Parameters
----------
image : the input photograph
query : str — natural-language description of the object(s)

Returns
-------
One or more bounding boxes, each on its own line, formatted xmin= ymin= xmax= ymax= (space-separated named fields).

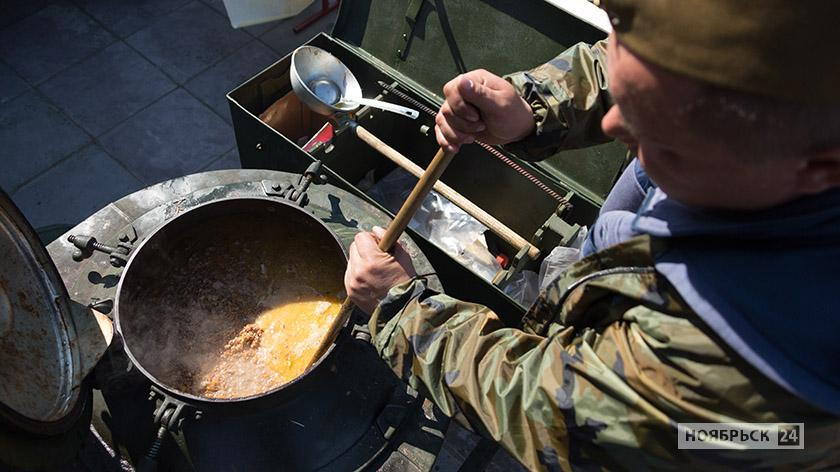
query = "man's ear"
xmin=794 ymin=148 xmax=840 ymax=195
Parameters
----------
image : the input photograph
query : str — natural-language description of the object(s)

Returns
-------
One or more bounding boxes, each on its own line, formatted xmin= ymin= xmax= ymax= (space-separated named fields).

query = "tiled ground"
xmin=0 ymin=2 xmax=529 ymax=470
xmin=1 ymin=0 xmax=337 ymax=231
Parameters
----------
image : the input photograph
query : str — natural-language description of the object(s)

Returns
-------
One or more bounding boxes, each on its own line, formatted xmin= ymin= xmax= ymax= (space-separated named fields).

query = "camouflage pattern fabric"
xmin=503 ymin=41 xmax=613 ymax=161
xmin=369 ymin=236 xmax=840 ymax=471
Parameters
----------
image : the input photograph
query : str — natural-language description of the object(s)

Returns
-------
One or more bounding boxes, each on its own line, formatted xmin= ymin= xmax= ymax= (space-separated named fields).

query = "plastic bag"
xmin=364 ymin=168 xmax=502 ymax=282
xmin=503 ymin=270 xmax=540 ymax=307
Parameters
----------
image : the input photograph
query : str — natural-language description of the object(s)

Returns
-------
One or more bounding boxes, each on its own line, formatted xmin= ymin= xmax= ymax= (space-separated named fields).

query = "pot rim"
xmin=114 ymin=196 xmax=351 ymax=407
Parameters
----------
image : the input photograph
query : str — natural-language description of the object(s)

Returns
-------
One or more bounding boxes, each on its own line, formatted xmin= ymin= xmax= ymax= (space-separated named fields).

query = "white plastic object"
xmin=222 ymin=0 xmax=314 ymax=28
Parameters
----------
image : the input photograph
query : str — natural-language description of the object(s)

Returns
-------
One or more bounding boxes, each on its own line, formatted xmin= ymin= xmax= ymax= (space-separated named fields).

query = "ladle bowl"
xmin=291 ymin=46 xmax=418 ymax=119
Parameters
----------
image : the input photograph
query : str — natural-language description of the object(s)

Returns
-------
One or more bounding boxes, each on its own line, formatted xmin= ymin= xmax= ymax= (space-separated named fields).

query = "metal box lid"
xmin=331 ymin=0 xmax=627 ymax=202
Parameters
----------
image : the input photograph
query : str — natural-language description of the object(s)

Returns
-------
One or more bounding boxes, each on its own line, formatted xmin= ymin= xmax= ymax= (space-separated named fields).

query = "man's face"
xmin=600 ymin=33 xmax=802 ymax=209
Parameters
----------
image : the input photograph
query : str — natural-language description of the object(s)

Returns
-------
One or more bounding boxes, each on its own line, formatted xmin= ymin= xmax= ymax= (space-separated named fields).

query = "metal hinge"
xmin=262 ymin=160 xmax=328 ymax=207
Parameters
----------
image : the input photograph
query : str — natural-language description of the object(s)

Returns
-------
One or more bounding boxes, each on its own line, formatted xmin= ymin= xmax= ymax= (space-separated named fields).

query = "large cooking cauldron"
xmin=114 ymin=197 xmax=402 ymax=471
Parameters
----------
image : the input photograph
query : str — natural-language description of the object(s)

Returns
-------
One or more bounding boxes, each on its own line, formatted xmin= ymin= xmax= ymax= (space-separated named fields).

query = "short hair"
xmin=680 ymin=85 xmax=840 ymax=161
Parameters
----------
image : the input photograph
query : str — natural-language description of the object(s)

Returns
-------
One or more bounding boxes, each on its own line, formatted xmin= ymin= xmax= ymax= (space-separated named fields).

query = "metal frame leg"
xmin=293 ymin=0 xmax=339 ymax=34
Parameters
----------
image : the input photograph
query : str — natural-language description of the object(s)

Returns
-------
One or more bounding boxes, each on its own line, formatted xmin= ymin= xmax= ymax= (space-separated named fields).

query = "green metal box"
xmin=227 ymin=0 xmax=626 ymax=324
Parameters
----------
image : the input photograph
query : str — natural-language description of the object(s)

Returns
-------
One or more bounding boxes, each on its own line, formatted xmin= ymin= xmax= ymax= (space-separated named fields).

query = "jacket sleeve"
xmin=503 ymin=40 xmax=613 ymax=161
xmin=367 ymin=269 xmax=832 ymax=471
xmin=368 ymin=276 xmax=651 ymax=471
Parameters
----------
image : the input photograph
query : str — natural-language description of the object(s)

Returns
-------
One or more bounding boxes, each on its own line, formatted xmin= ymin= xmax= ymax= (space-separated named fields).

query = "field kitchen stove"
xmin=1 ymin=169 xmax=460 ymax=472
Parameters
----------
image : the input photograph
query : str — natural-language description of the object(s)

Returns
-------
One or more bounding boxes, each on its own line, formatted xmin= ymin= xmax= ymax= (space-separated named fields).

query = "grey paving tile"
xmin=40 ymin=42 xmax=176 ymax=136
xmin=184 ymin=40 xmax=277 ymax=122
xmin=99 ymin=88 xmax=233 ymax=185
xmin=200 ymin=0 xmax=226 ymax=15
xmin=0 ymin=0 xmax=49 ymax=29
xmin=11 ymin=144 xmax=144 ymax=228
xmin=260 ymin=1 xmax=337 ymax=56
xmin=242 ymin=21 xmax=278 ymax=37
xmin=0 ymin=90 xmax=91 ymax=192
xmin=0 ymin=2 xmax=116 ymax=84
xmin=74 ymin=0 xmax=192 ymax=38
xmin=201 ymin=147 xmax=241 ymax=171
xmin=125 ymin=1 xmax=250 ymax=84
xmin=0 ymin=61 xmax=30 ymax=104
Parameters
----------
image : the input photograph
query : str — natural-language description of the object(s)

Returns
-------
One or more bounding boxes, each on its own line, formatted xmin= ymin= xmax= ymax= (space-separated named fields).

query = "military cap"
xmin=598 ymin=0 xmax=839 ymax=104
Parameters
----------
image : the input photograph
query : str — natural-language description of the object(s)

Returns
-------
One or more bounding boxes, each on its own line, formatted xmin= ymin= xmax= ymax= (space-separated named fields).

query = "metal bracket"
xmin=262 ymin=160 xmax=328 ymax=207
xmin=531 ymin=206 xmax=580 ymax=250
xmin=351 ymin=323 xmax=372 ymax=343
xmin=399 ymin=0 xmax=428 ymax=60
xmin=375 ymin=385 xmax=418 ymax=442
xmin=492 ymin=243 xmax=535 ymax=289
xmin=148 ymin=386 xmax=202 ymax=432
xmin=138 ymin=387 xmax=202 ymax=472
xmin=89 ymin=298 xmax=114 ymax=315
xmin=330 ymin=112 xmax=356 ymax=136
xmin=68 ymin=225 xmax=137 ymax=267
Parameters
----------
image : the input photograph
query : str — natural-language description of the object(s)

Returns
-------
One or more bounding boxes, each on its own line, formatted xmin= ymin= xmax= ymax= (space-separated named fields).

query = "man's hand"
xmin=344 ymin=227 xmax=417 ymax=315
xmin=436 ymin=69 xmax=535 ymax=153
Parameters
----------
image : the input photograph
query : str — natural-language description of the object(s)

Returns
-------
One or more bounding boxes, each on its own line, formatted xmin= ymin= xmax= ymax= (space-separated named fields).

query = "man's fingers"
xmin=443 ymin=76 xmax=481 ymax=122
xmin=372 ymin=227 xmax=412 ymax=267
xmin=447 ymin=95 xmax=482 ymax=123
xmin=457 ymin=74 xmax=499 ymax=111
xmin=352 ymin=231 xmax=385 ymax=265
xmin=435 ymin=123 xmax=460 ymax=154
xmin=345 ymin=242 xmax=360 ymax=286
xmin=436 ymin=114 xmax=475 ymax=150
xmin=440 ymin=102 xmax=486 ymax=134
xmin=347 ymin=240 xmax=362 ymax=267
xmin=436 ymin=117 xmax=473 ymax=144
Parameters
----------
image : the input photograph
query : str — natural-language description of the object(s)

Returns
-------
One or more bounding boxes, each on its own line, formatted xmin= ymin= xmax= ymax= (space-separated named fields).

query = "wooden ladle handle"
xmin=307 ymin=145 xmax=456 ymax=369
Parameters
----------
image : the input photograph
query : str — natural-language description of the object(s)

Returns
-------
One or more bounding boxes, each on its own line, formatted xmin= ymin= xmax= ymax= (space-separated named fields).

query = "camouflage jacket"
xmin=367 ymin=43 xmax=840 ymax=471
xmin=503 ymin=40 xmax=613 ymax=161
xmin=369 ymin=237 xmax=840 ymax=471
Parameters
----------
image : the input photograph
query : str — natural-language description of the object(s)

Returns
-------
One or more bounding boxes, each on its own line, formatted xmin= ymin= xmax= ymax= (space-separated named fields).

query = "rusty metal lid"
xmin=0 ymin=190 xmax=84 ymax=433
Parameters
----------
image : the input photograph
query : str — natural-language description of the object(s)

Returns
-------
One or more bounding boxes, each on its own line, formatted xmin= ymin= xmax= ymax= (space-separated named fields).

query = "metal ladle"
xmin=290 ymin=46 xmax=455 ymax=368
xmin=291 ymin=46 xmax=419 ymax=119
xmin=307 ymin=78 xmax=420 ymax=119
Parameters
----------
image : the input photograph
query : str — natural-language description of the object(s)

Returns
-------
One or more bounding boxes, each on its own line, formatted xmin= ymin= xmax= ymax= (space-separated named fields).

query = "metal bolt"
xmin=402 ymin=33 xmax=407 ymax=41
xmin=68 ymin=235 xmax=115 ymax=255
xmin=419 ymin=124 xmax=431 ymax=136
xmin=255 ymin=142 xmax=264 ymax=151
xmin=396 ymin=49 xmax=402 ymax=57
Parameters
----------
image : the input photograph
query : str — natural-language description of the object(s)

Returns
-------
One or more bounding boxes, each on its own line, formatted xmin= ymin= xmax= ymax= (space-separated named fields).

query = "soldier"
xmin=344 ymin=1 xmax=840 ymax=470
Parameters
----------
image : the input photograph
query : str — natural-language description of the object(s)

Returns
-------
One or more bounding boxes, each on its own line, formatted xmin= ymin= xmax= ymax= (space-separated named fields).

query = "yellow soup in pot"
xmin=199 ymin=298 xmax=341 ymax=399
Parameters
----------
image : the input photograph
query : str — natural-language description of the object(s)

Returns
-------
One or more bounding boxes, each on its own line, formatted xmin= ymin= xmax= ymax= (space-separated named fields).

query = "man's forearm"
xmin=504 ymin=40 xmax=613 ymax=161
